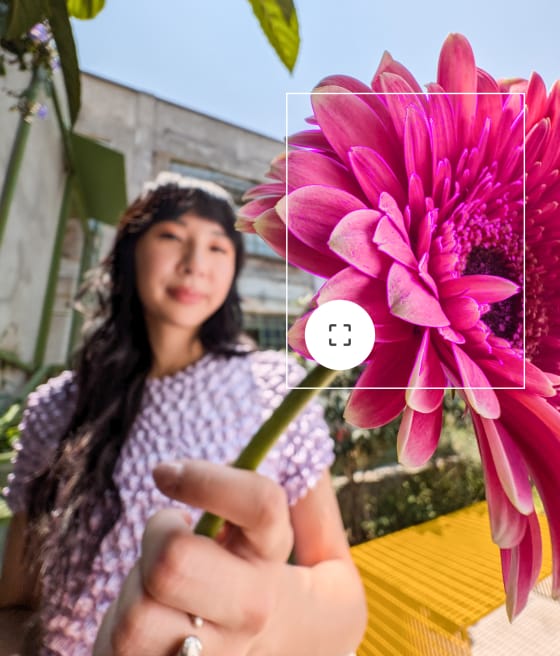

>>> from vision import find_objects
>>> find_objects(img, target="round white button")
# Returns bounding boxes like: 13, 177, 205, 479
304, 299, 376, 370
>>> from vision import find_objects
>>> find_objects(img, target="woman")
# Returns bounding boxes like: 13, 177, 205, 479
0, 172, 367, 655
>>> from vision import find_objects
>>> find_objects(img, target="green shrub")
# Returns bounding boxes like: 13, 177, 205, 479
0, 403, 22, 453
337, 458, 486, 546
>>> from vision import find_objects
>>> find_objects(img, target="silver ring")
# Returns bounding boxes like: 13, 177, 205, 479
180, 635, 203, 656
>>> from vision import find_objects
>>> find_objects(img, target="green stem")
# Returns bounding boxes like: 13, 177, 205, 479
0, 349, 34, 374
194, 363, 340, 537
33, 174, 74, 367
0, 66, 43, 245
67, 219, 96, 360
46, 76, 74, 169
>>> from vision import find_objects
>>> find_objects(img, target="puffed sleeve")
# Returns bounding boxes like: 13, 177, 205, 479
3, 371, 78, 514
251, 351, 335, 506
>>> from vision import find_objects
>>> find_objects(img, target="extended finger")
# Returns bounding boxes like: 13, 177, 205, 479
140, 508, 278, 634
153, 460, 293, 561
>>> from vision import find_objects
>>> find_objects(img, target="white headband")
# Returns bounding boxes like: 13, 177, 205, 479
141, 171, 234, 207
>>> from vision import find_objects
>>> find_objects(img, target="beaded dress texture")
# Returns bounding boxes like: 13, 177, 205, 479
5, 350, 334, 654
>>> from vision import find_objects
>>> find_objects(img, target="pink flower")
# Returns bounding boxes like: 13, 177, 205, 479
28, 22, 50, 44
238, 33, 560, 618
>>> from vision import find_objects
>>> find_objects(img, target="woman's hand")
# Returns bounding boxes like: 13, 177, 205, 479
93, 459, 294, 656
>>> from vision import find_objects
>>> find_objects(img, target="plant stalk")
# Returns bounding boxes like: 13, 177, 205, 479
194, 363, 340, 537
0, 65, 42, 245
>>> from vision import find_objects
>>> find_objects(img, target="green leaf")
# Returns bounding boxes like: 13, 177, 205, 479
66, 0, 105, 20
247, 0, 299, 73
274, 0, 294, 23
0, 403, 20, 429
48, 0, 81, 124
5, 0, 48, 40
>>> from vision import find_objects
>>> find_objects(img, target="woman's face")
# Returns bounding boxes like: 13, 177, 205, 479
134, 212, 237, 333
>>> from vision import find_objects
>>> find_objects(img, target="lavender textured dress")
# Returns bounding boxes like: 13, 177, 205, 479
5, 350, 334, 655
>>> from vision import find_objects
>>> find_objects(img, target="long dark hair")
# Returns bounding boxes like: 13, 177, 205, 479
25, 174, 251, 598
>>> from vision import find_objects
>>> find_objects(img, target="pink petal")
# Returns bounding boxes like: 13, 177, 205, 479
441, 295, 481, 331
440, 274, 520, 304
397, 405, 443, 467
287, 313, 313, 359
378, 192, 409, 236
480, 352, 556, 398
313, 267, 413, 343
525, 72, 548, 130
287, 150, 364, 198
311, 85, 402, 173
498, 391, 560, 597
427, 91, 458, 166
525, 118, 549, 167
406, 330, 446, 412
500, 513, 543, 621
288, 129, 335, 153
239, 196, 279, 219
418, 252, 439, 297
460, 323, 492, 346
375, 73, 426, 142
345, 339, 420, 427
278, 185, 366, 255
235, 216, 257, 233
471, 413, 528, 548
494, 96, 525, 176
348, 147, 407, 208
328, 209, 391, 278
415, 211, 437, 263
319, 73, 376, 93
372, 50, 423, 93
407, 173, 427, 224
318, 74, 395, 128
266, 154, 287, 181
473, 71, 503, 155
438, 325, 466, 344
242, 182, 284, 200
437, 34, 477, 142
452, 344, 501, 419
479, 418, 534, 515
255, 208, 344, 278
373, 216, 417, 269
429, 252, 459, 281
404, 103, 432, 190
432, 158, 456, 211
388, 262, 450, 327
498, 78, 528, 94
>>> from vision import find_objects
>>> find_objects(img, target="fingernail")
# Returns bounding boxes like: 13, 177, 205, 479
153, 461, 183, 490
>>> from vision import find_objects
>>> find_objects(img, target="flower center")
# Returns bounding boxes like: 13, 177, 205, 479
448, 191, 524, 350
464, 246, 523, 347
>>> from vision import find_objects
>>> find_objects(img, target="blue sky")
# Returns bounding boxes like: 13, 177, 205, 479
72, 0, 560, 141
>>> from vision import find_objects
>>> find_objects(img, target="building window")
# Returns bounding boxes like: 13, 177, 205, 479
244, 314, 288, 350
243, 232, 282, 259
